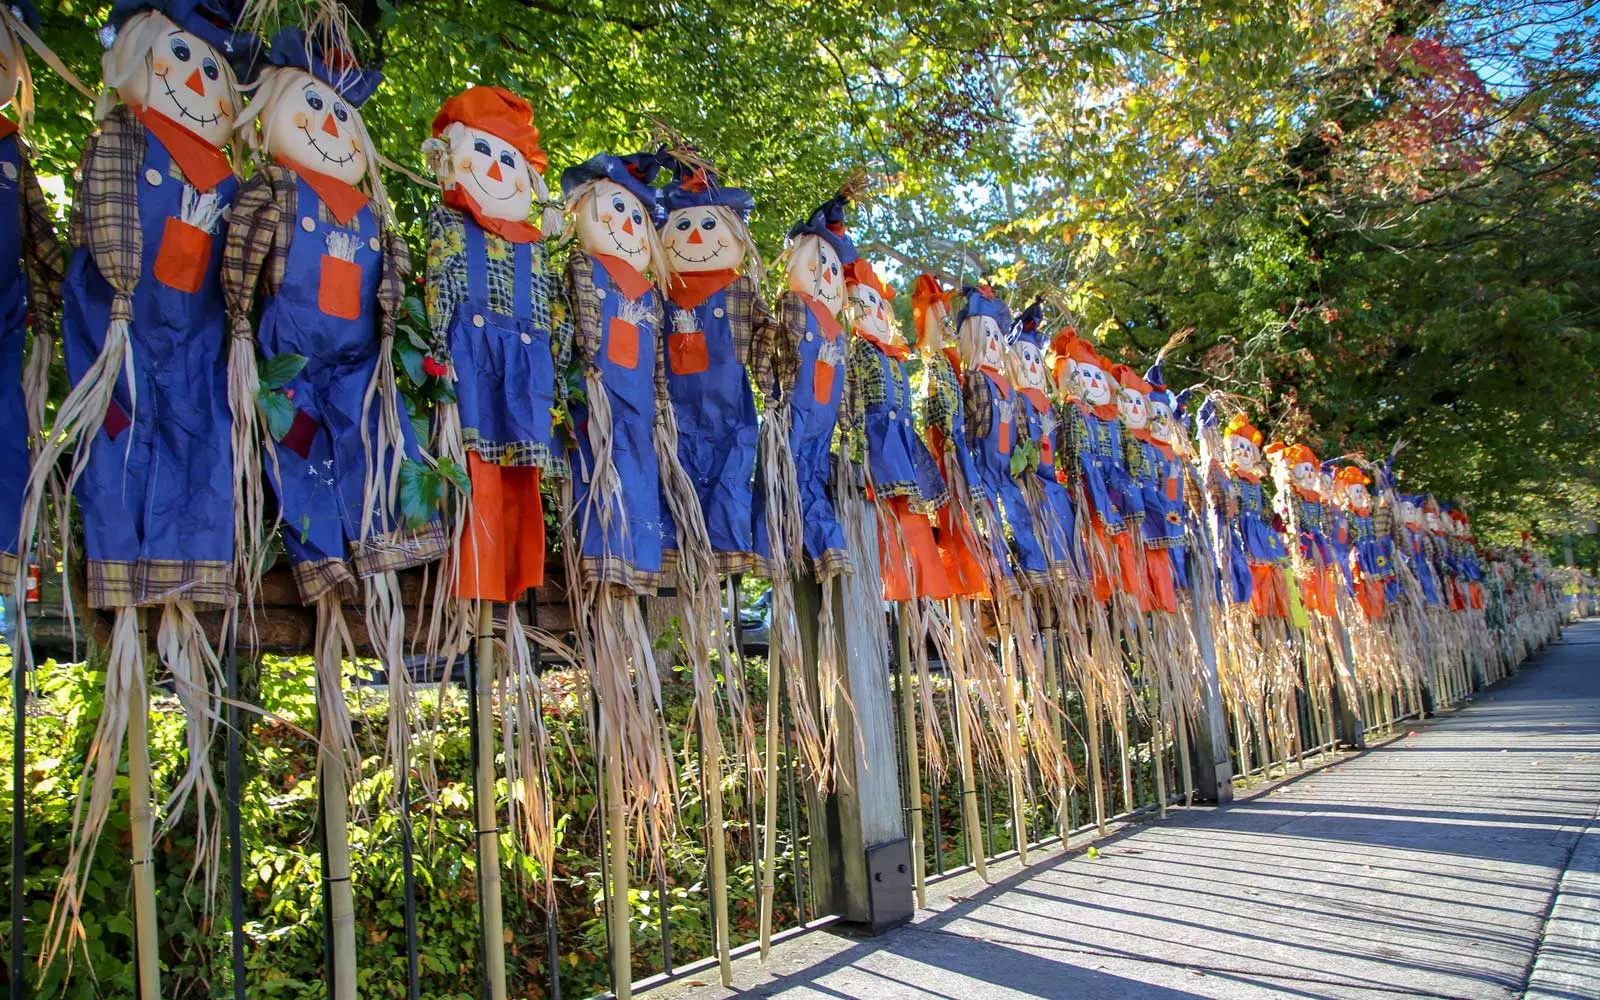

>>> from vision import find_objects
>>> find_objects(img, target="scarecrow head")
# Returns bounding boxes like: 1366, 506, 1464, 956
238, 25, 382, 188
659, 159, 760, 281
955, 285, 1011, 375
911, 274, 953, 354
429, 85, 558, 234
0, 1, 37, 117
1399, 493, 1425, 530
845, 257, 899, 347
1423, 495, 1444, 534
1283, 443, 1322, 496
1007, 300, 1049, 393
100, 0, 260, 146
1144, 360, 1177, 444
1052, 332, 1113, 408
1223, 412, 1265, 477
1112, 364, 1151, 430
560, 151, 669, 278
786, 193, 855, 316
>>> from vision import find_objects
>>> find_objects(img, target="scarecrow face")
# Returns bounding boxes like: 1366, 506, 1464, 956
1342, 481, 1370, 510
787, 236, 844, 314
1117, 385, 1148, 428
1400, 498, 1422, 529
265, 72, 367, 184
849, 281, 897, 345
0, 26, 22, 112
576, 179, 651, 264
1071, 359, 1113, 406
123, 24, 236, 147
1293, 460, 1320, 496
1227, 433, 1261, 475
451, 125, 532, 221
1424, 507, 1441, 532
1148, 399, 1175, 443
664, 206, 744, 273
1012, 341, 1047, 392
959, 315, 1005, 371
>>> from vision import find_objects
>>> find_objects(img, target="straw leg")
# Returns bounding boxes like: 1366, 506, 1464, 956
895, 604, 926, 908
10, 600, 27, 1000
127, 629, 160, 1000
604, 728, 632, 1000
1115, 691, 1133, 815
758, 627, 781, 960
474, 603, 509, 1000
1085, 683, 1108, 835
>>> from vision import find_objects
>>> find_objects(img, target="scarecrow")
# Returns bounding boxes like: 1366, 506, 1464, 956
28, 1, 261, 984
421, 84, 568, 1000
225, 18, 444, 997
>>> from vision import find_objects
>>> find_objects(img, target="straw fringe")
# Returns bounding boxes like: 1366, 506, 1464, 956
155, 601, 226, 898
503, 605, 557, 900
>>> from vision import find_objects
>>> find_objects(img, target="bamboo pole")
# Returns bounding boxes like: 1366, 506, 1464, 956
1084, 681, 1108, 835
129, 618, 160, 1000
474, 603, 509, 1000
1150, 670, 1168, 819
757, 618, 782, 959
1175, 704, 1194, 807
604, 731, 631, 1000
998, 629, 1028, 863
701, 677, 731, 987
895, 605, 926, 909
948, 601, 987, 882
1042, 628, 1070, 845
321, 716, 358, 1000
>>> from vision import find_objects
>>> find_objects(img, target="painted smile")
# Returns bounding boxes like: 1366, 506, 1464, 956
157, 72, 223, 127
606, 229, 642, 256
468, 171, 519, 202
298, 123, 357, 166
669, 244, 726, 265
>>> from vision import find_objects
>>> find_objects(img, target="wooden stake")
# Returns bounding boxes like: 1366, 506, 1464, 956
895, 605, 926, 908
948, 601, 987, 882
701, 691, 731, 987
1151, 672, 1168, 819
320, 684, 358, 1000
604, 731, 631, 1000
757, 626, 781, 960
1175, 704, 1194, 807
1041, 628, 1069, 845
474, 603, 509, 1000
1084, 682, 1108, 836
999, 630, 1029, 863
128, 622, 160, 1000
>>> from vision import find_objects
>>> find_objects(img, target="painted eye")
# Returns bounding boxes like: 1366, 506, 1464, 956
674, 217, 693, 231
612, 197, 626, 214
333, 104, 349, 123
170, 38, 192, 62
202, 58, 220, 81
305, 90, 324, 111
498, 151, 516, 168
631, 210, 643, 225
700, 217, 717, 231
473, 138, 492, 156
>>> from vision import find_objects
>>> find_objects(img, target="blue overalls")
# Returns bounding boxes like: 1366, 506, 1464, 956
661, 281, 757, 566
1145, 443, 1189, 588
258, 178, 426, 578
860, 345, 946, 509
62, 127, 235, 606
450, 219, 557, 459
571, 254, 670, 582
971, 370, 1047, 581
1403, 526, 1441, 604
0, 134, 27, 567
1017, 392, 1075, 572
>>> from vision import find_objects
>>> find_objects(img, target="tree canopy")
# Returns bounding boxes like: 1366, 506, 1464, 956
25, 0, 1600, 559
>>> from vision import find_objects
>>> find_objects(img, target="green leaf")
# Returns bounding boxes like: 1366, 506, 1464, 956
259, 352, 308, 391
395, 336, 427, 386
398, 458, 444, 530
257, 388, 297, 442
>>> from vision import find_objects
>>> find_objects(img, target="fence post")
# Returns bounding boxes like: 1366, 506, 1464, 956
799, 492, 912, 934
1188, 593, 1235, 804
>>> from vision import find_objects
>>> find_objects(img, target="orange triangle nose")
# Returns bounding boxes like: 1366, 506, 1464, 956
821, 270, 833, 284
321, 113, 340, 137
486, 160, 503, 182
621, 218, 634, 236
185, 69, 206, 96
687, 228, 703, 244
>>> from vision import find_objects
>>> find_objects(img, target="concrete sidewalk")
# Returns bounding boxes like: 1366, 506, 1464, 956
663, 619, 1600, 1000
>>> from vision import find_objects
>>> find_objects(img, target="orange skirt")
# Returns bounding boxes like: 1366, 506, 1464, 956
1299, 565, 1338, 618
456, 456, 545, 602
1145, 547, 1177, 614
881, 497, 953, 602
1250, 563, 1290, 619
1355, 576, 1386, 619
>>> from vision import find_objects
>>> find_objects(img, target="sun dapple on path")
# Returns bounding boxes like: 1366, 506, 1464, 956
661, 619, 1600, 1000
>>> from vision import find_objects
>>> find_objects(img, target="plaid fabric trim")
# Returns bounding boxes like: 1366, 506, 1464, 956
759, 290, 807, 405
812, 547, 852, 580
351, 520, 448, 579
379, 223, 411, 345
70, 106, 144, 309
566, 252, 604, 360
19, 156, 64, 334
847, 335, 890, 409
88, 559, 234, 610
462, 432, 570, 479
713, 549, 766, 578
580, 554, 675, 596
291, 557, 356, 604
0, 552, 18, 581
723, 274, 772, 371
223, 164, 293, 339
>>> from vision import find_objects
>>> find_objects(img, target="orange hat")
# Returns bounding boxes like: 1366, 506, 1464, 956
1334, 466, 1370, 487
1284, 442, 1319, 466
844, 258, 895, 300
1054, 330, 1107, 368
1110, 363, 1151, 394
433, 86, 548, 175
1224, 412, 1263, 446
911, 274, 952, 340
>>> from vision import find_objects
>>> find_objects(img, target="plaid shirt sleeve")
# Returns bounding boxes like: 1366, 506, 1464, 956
540, 240, 574, 389
756, 289, 806, 405
19, 156, 63, 335
71, 106, 145, 320
378, 221, 411, 344
423, 206, 463, 364
652, 294, 670, 413
565, 252, 603, 365
223, 166, 289, 343
962, 370, 991, 452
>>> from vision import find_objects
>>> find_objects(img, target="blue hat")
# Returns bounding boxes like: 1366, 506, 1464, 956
955, 285, 1013, 335
659, 157, 754, 221
1194, 395, 1218, 430
561, 151, 665, 224
264, 24, 381, 107
110, 0, 263, 83
1009, 298, 1045, 350
5, 0, 38, 31
1145, 359, 1176, 410
787, 193, 857, 264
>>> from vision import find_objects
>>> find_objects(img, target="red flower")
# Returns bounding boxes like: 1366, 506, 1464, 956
422, 355, 448, 378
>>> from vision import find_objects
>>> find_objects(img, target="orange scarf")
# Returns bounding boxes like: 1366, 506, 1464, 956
135, 105, 231, 192
980, 366, 1011, 397
855, 326, 909, 361
448, 185, 541, 244
276, 156, 369, 226
1018, 386, 1050, 413
800, 292, 843, 340
668, 269, 740, 311
0, 117, 17, 140
593, 253, 654, 302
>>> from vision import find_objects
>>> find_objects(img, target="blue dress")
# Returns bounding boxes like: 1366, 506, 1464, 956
63, 123, 235, 608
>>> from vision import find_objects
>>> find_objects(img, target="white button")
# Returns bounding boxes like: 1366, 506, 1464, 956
144, 168, 162, 186
300, 216, 315, 233
713, 307, 725, 318
368, 237, 380, 252
889, 409, 897, 420
806, 331, 815, 342
472, 314, 485, 328
520, 333, 533, 345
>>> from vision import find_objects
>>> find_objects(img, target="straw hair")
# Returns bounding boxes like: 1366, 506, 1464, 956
566, 179, 671, 284
0, 13, 33, 133
1, 5, 93, 104
97, 11, 242, 123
